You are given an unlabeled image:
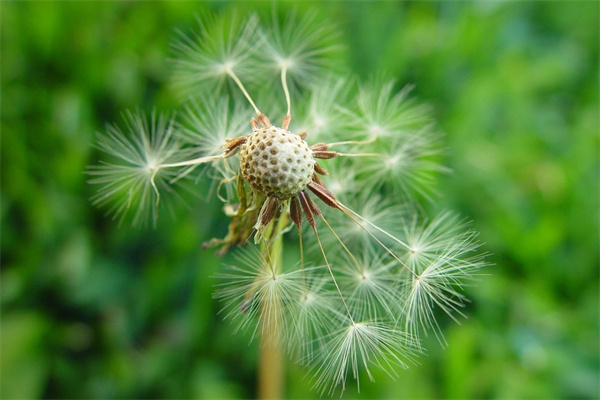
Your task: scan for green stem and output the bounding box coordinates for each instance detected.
[257,214,287,400]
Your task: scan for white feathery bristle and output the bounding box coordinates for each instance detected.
[400,212,486,343]
[88,110,189,226]
[294,74,351,142]
[171,11,263,96]
[178,95,252,157]
[312,321,418,396]
[262,10,342,90]
[352,79,430,139]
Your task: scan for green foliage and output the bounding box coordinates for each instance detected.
[2,1,598,398]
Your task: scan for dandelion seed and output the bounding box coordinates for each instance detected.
[262,10,342,92]
[216,248,306,342]
[178,95,252,157]
[351,79,430,139]
[293,74,351,143]
[359,129,448,199]
[324,192,411,253]
[316,158,358,198]
[290,271,345,363]
[171,11,263,97]
[312,321,418,395]
[400,213,486,343]
[337,250,400,321]
[88,110,190,226]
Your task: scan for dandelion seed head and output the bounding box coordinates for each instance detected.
[337,252,400,322]
[239,126,315,199]
[91,9,487,395]
[352,80,429,138]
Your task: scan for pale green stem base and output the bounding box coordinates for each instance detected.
[257,215,286,400]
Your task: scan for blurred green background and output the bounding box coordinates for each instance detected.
[2,1,598,399]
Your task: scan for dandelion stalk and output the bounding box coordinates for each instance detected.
[257,213,287,400]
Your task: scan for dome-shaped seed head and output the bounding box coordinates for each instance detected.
[239,126,315,199]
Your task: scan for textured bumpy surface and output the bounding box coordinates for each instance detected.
[239,126,315,199]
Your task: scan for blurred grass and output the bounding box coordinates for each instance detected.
[1,1,598,399]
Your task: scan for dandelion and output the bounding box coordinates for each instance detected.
[89,10,486,397]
